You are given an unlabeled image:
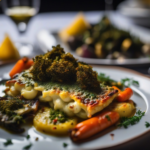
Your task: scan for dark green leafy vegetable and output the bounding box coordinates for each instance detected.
[72,16,146,59]
[63,143,68,148]
[23,143,32,150]
[145,122,150,128]
[3,139,13,146]
[118,110,145,128]
[105,115,111,122]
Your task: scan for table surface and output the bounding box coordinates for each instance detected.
[0,11,150,150]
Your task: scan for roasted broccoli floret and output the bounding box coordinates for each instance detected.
[43,45,65,60]
[30,45,101,91]
[76,63,101,92]
[31,45,65,81]
[46,59,77,82]
[31,56,50,81]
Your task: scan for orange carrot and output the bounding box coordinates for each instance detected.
[9,57,33,78]
[70,111,120,142]
[112,86,121,93]
[117,87,133,102]
[24,59,34,69]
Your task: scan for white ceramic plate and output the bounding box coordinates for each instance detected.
[0,65,150,150]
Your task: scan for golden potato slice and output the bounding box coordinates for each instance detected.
[33,107,77,135]
[106,100,136,118]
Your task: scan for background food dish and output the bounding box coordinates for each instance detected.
[0,65,150,150]
[37,13,150,65]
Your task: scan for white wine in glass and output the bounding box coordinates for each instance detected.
[2,0,40,33]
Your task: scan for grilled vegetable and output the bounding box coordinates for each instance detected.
[0,97,39,133]
[34,107,77,135]
[9,57,33,78]
[70,111,120,142]
[30,45,100,91]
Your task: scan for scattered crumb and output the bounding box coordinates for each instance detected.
[35,137,39,141]
[110,133,114,140]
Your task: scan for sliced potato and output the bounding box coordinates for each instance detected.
[33,107,77,135]
[106,100,136,118]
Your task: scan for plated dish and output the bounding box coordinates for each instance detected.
[0,45,150,150]
[37,13,150,65]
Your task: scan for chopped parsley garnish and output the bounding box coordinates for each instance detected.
[118,110,145,128]
[26,135,30,140]
[63,143,68,148]
[121,78,139,87]
[50,109,67,124]
[23,143,32,150]
[145,122,150,128]
[105,115,111,122]
[3,139,13,146]
[97,73,139,90]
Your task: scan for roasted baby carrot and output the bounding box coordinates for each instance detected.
[24,59,34,69]
[112,86,121,93]
[117,87,133,102]
[9,57,33,78]
[70,111,120,142]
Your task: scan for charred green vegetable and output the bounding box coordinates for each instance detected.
[0,97,39,133]
[30,45,101,91]
[76,63,100,91]
[0,100,24,116]
[46,53,78,82]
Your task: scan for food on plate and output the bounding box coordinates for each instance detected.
[70,111,120,142]
[70,100,135,142]
[0,34,20,60]
[0,45,139,142]
[5,45,118,118]
[59,13,90,42]
[60,15,150,59]
[9,57,34,78]
[34,107,77,135]
[113,86,133,102]
[0,96,38,133]
[106,100,135,118]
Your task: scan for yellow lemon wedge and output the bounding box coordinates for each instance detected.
[0,34,20,60]
[59,13,90,41]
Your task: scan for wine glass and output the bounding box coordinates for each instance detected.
[1,0,41,57]
[2,0,40,33]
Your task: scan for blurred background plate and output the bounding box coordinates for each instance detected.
[36,12,150,66]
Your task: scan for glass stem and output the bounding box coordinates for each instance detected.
[17,22,27,33]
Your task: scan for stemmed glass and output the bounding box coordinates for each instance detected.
[1,0,41,57]
[2,0,40,33]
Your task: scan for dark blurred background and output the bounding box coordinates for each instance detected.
[0,0,125,14]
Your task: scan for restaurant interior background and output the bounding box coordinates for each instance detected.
[0,0,124,13]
